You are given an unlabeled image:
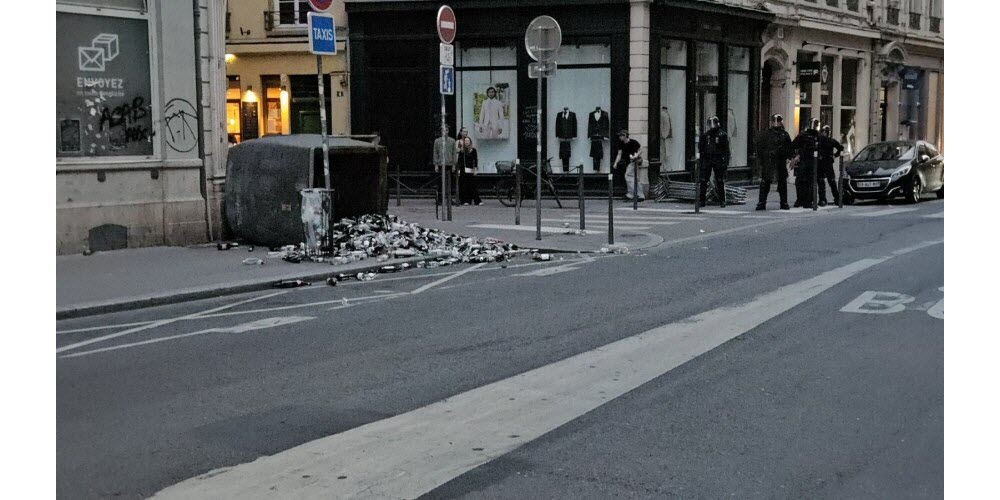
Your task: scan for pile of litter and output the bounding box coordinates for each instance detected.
[224,215,523,273]
[652,177,748,204]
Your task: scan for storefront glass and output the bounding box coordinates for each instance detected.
[262,76,284,135]
[795,51,816,133]
[840,58,859,155]
[727,46,750,168]
[456,46,517,174]
[695,43,719,159]
[546,44,612,173]
[659,39,687,172]
[226,76,241,144]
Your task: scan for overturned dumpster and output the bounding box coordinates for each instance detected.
[225,135,388,247]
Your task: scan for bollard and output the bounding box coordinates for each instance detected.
[693,159,701,214]
[633,159,638,211]
[608,167,614,245]
[515,158,521,225]
[838,155,845,208]
[579,163,585,230]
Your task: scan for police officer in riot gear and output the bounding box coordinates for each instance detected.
[817,124,844,206]
[698,116,731,207]
[791,118,822,208]
[755,114,793,210]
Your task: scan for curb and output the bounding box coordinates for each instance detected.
[55,255,438,320]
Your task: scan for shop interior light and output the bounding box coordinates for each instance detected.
[225,53,236,64]
[243,86,257,103]
[280,86,288,100]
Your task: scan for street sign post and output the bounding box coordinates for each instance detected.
[307,11,336,232]
[437,6,456,221]
[525,15,561,241]
[308,0,333,11]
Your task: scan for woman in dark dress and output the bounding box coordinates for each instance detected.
[456,136,482,205]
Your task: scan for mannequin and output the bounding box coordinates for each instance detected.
[555,106,577,170]
[587,106,610,172]
[660,106,673,170]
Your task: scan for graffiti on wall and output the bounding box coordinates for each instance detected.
[163,98,198,153]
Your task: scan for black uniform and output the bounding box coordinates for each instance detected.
[817,135,844,204]
[791,128,821,207]
[698,127,731,205]
[457,148,481,205]
[756,126,793,207]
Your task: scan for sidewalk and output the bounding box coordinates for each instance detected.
[56,196,747,319]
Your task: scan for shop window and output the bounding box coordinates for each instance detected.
[695,43,719,161]
[795,51,816,133]
[545,44,612,173]
[659,40,687,172]
[226,76,241,144]
[456,46,518,174]
[261,75,286,135]
[695,42,719,87]
[277,0,309,26]
[840,58,860,156]
[727,46,750,168]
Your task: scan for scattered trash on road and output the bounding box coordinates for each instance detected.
[241,258,264,266]
[326,277,338,287]
[217,242,240,251]
[272,279,310,288]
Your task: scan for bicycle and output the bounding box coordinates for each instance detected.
[495,158,572,208]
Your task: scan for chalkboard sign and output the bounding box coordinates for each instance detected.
[520,105,538,142]
[241,102,259,141]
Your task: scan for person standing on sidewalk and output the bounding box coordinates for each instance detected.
[456,136,482,205]
[755,114,793,211]
[433,125,458,205]
[792,118,821,208]
[698,116,731,207]
[613,129,646,202]
[817,124,844,206]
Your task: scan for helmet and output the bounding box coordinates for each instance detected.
[618,129,629,138]
[708,116,720,128]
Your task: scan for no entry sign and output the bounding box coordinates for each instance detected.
[437,6,456,44]
[308,0,333,11]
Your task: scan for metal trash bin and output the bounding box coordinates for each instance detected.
[225,135,387,247]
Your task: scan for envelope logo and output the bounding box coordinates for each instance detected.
[78,33,119,72]
[79,47,105,72]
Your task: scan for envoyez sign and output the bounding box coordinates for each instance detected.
[307,12,336,55]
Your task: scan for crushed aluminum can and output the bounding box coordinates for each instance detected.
[267,251,287,259]
[241,258,264,265]
[335,273,352,281]
[377,254,390,262]
[534,253,552,261]
[378,265,399,273]
[326,277,338,286]
[416,261,427,268]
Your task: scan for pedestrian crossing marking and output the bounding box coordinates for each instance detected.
[851,208,920,217]
[470,223,651,233]
[564,214,706,221]
[922,211,944,219]
[620,207,747,215]
[542,218,679,226]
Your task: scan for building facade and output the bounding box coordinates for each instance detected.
[223,0,351,145]
[758,0,943,160]
[56,0,227,255]
[345,0,773,190]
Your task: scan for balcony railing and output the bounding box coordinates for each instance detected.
[929,16,940,33]
[909,12,922,30]
[263,10,308,32]
[886,7,900,25]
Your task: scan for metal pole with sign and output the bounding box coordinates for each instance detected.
[437,6,456,222]
[307,11,336,248]
[526,16,561,241]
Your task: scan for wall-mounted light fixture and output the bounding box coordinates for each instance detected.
[243,85,257,103]
[225,53,236,64]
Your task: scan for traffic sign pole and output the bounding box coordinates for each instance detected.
[436,6,456,222]
[525,16,561,241]
[536,52,543,241]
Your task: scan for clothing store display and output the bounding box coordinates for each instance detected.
[555,109,577,139]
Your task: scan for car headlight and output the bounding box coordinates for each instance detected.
[890,164,911,182]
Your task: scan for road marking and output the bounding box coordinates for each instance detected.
[512,257,594,277]
[851,207,919,217]
[410,263,487,295]
[153,241,942,500]
[928,286,944,319]
[923,211,944,219]
[471,223,651,232]
[565,214,705,221]
[620,207,747,215]
[840,291,916,314]
[59,316,315,359]
[541,218,677,226]
[782,206,840,214]
[55,290,289,354]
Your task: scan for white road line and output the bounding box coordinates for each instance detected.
[152,240,943,500]
[471,223,651,232]
[567,214,705,221]
[59,316,315,359]
[55,290,289,354]
[922,211,944,219]
[621,207,748,215]
[851,207,920,217]
[541,218,678,226]
[410,263,487,295]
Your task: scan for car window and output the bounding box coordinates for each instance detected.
[854,142,916,162]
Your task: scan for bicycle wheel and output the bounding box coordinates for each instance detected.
[496,179,518,207]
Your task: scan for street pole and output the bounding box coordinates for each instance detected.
[515,159,521,225]
[317,55,332,236]
[693,157,701,214]
[812,134,819,211]
[535,41,543,242]
[837,155,844,208]
[607,166,614,245]
[442,96,451,221]
[633,156,638,211]
[578,160,585,230]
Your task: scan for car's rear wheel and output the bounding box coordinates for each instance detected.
[906,176,923,204]
[936,186,944,199]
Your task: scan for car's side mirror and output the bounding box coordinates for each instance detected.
[920,154,930,163]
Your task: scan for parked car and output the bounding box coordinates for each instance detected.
[842,140,944,204]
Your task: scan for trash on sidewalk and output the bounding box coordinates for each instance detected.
[217,242,240,251]
[356,272,377,281]
[273,279,310,288]
[534,253,552,262]
[608,244,630,255]
[241,258,264,266]
[326,277,338,287]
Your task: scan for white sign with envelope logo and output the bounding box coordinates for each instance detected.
[79,33,119,72]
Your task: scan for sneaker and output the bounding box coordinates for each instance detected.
[780,203,790,210]
[756,203,767,211]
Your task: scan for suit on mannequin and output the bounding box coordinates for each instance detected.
[555,108,577,169]
[588,107,610,172]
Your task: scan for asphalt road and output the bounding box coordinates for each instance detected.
[56,198,944,499]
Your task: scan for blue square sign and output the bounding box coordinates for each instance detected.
[308,12,336,55]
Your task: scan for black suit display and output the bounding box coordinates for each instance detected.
[588,109,610,172]
[555,110,577,166]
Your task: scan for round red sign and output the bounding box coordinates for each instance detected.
[308,0,333,12]
[437,6,457,44]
